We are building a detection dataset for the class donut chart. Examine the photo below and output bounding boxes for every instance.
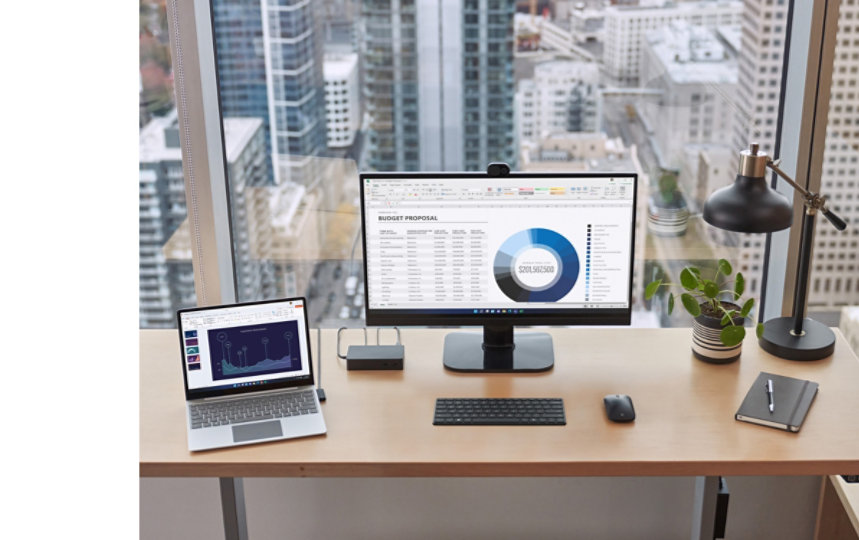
[493,228,580,302]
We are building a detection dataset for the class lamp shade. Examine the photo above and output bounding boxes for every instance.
[703,175,793,233]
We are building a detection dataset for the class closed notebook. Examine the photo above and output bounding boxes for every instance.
[735,372,818,432]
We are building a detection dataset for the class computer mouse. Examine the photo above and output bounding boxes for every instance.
[604,394,635,423]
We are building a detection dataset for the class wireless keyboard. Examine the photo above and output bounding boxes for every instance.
[433,398,566,425]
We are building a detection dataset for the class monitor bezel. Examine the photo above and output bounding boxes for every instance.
[359,171,638,328]
[176,297,315,401]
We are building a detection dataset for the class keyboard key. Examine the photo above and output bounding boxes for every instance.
[190,390,317,427]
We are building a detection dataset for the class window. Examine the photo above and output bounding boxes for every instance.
[154,0,859,333]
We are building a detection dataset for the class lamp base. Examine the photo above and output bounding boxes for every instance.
[758,317,835,361]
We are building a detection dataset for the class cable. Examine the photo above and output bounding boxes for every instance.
[315,328,326,402]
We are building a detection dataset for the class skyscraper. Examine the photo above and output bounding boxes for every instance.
[324,52,361,149]
[362,0,420,171]
[213,0,327,185]
[515,59,600,145]
[720,0,791,298]
[362,0,517,172]
[212,0,272,182]
[731,0,787,155]
[139,111,276,326]
[811,1,859,308]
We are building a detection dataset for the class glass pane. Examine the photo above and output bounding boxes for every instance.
[210,0,795,331]
[822,0,859,345]
[605,0,789,329]
[139,0,196,328]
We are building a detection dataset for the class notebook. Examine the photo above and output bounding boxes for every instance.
[735,371,818,433]
[177,297,326,451]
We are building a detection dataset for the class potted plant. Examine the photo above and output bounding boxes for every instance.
[645,259,764,364]
[647,169,689,237]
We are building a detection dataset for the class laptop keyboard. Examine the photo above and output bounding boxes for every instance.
[190,390,317,430]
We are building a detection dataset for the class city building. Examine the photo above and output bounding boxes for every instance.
[603,0,742,85]
[519,131,630,171]
[710,0,788,302]
[139,111,276,326]
[323,53,361,148]
[320,0,359,52]
[139,111,195,327]
[731,0,785,157]
[811,0,859,308]
[362,0,517,172]
[725,0,859,310]
[513,12,597,61]
[248,182,321,299]
[516,59,600,144]
[640,22,738,168]
[570,5,605,44]
[212,0,327,186]
[221,118,280,300]
[211,0,271,182]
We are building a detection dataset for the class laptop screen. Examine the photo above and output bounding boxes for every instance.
[177,298,313,399]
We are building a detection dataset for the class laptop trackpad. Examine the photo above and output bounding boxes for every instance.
[232,420,283,443]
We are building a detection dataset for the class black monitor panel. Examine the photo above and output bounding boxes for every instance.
[359,171,637,372]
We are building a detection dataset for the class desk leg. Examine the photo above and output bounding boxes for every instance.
[219,478,249,540]
[691,476,720,540]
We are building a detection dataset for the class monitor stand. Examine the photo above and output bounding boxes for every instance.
[442,324,554,372]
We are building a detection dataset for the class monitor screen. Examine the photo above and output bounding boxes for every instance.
[360,172,637,330]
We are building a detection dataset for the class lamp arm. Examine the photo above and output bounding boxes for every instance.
[765,159,810,198]
[766,159,847,231]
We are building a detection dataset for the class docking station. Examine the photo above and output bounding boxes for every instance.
[338,327,404,371]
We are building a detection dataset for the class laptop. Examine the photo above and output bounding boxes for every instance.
[177,297,326,451]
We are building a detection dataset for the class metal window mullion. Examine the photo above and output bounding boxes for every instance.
[762,0,839,321]
[166,0,237,307]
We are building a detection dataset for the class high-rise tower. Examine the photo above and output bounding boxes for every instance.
[213,0,327,185]
[362,0,517,172]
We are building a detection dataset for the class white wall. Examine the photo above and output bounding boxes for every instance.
[141,476,820,539]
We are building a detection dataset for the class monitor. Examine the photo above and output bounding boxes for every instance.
[359,170,637,372]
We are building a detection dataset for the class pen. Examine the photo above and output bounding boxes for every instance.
[766,379,774,413]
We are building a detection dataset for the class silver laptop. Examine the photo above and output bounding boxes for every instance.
[177,297,326,451]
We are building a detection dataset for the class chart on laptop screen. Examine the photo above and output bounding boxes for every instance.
[179,300,311,392]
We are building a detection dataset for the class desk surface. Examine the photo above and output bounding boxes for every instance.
[140,327,859,478]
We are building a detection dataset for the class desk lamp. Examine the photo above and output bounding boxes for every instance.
[702,142,847,361]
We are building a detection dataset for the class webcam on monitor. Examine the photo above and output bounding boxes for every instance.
[486,162,511,177]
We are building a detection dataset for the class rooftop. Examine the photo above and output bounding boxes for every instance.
[222,117,263,163]
[139,109,262,165]
[609,0,741,15]
[533,59,600,81]
[324,53,358,80]
[646,22,738,84]
[139,109,181,164]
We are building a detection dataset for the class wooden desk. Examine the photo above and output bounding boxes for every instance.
[140,327,859,538]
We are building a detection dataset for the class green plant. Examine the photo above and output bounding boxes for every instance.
[645,259,764,347]
[657,170,681,205]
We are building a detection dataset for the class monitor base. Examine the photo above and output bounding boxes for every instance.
[443,330,554,372]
